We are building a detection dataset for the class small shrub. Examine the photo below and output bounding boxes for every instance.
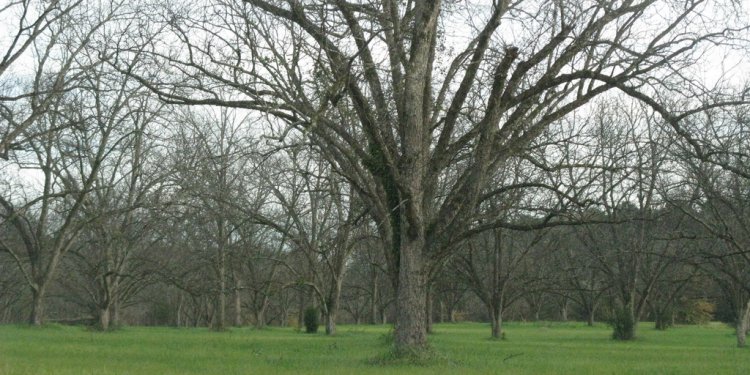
[452,311,468,322]
[286,316,299,329]
[611,308,635,340]
[303,307,319,333]
[681,299,715,325]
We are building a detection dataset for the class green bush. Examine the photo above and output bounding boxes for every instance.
[611,308,635,340]
[303,307,319,333]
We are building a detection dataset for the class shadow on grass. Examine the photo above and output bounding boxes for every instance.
[368,345,456,367]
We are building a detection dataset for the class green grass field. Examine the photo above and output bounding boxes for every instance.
[0,322,747,374]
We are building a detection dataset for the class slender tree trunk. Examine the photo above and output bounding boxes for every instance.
[297,290,306,328]
[176,294,183,327]
[214,247,226,331]
[256,296,269,329]
[234,280,242,327]
[278,294,288,327]
[425,285,433,334]
[371,272,379,324]
[561,299,568,321]
[438,300,445,323]
[393,237,427,353]
[205,296,212,327]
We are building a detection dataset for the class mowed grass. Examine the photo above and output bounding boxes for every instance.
[0,322,748,374]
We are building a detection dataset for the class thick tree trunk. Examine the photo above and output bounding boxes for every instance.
[738,311,748,348]
[561,299,568,321]
[111,296,120,327]
[109,276,120,327]
[325,280,342,335]
[654,306,672,330]
[613,298,637,340]
[393,237,427,353]
[255,308,265,329]
[490,306,503,339]
[215,284,226,331]
[256,296,270,328]
[654,316,667,330]
[325,310,337,336]
[29,285,46,326]
[737,301,750,348]
[99,306,111,331]
[586,306,595,326]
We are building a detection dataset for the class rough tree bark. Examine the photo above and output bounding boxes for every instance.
[394,235,428,352]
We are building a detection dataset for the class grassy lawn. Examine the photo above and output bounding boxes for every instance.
[0,322,747,374]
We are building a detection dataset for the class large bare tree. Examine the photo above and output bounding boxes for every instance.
[115,0,750,352]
